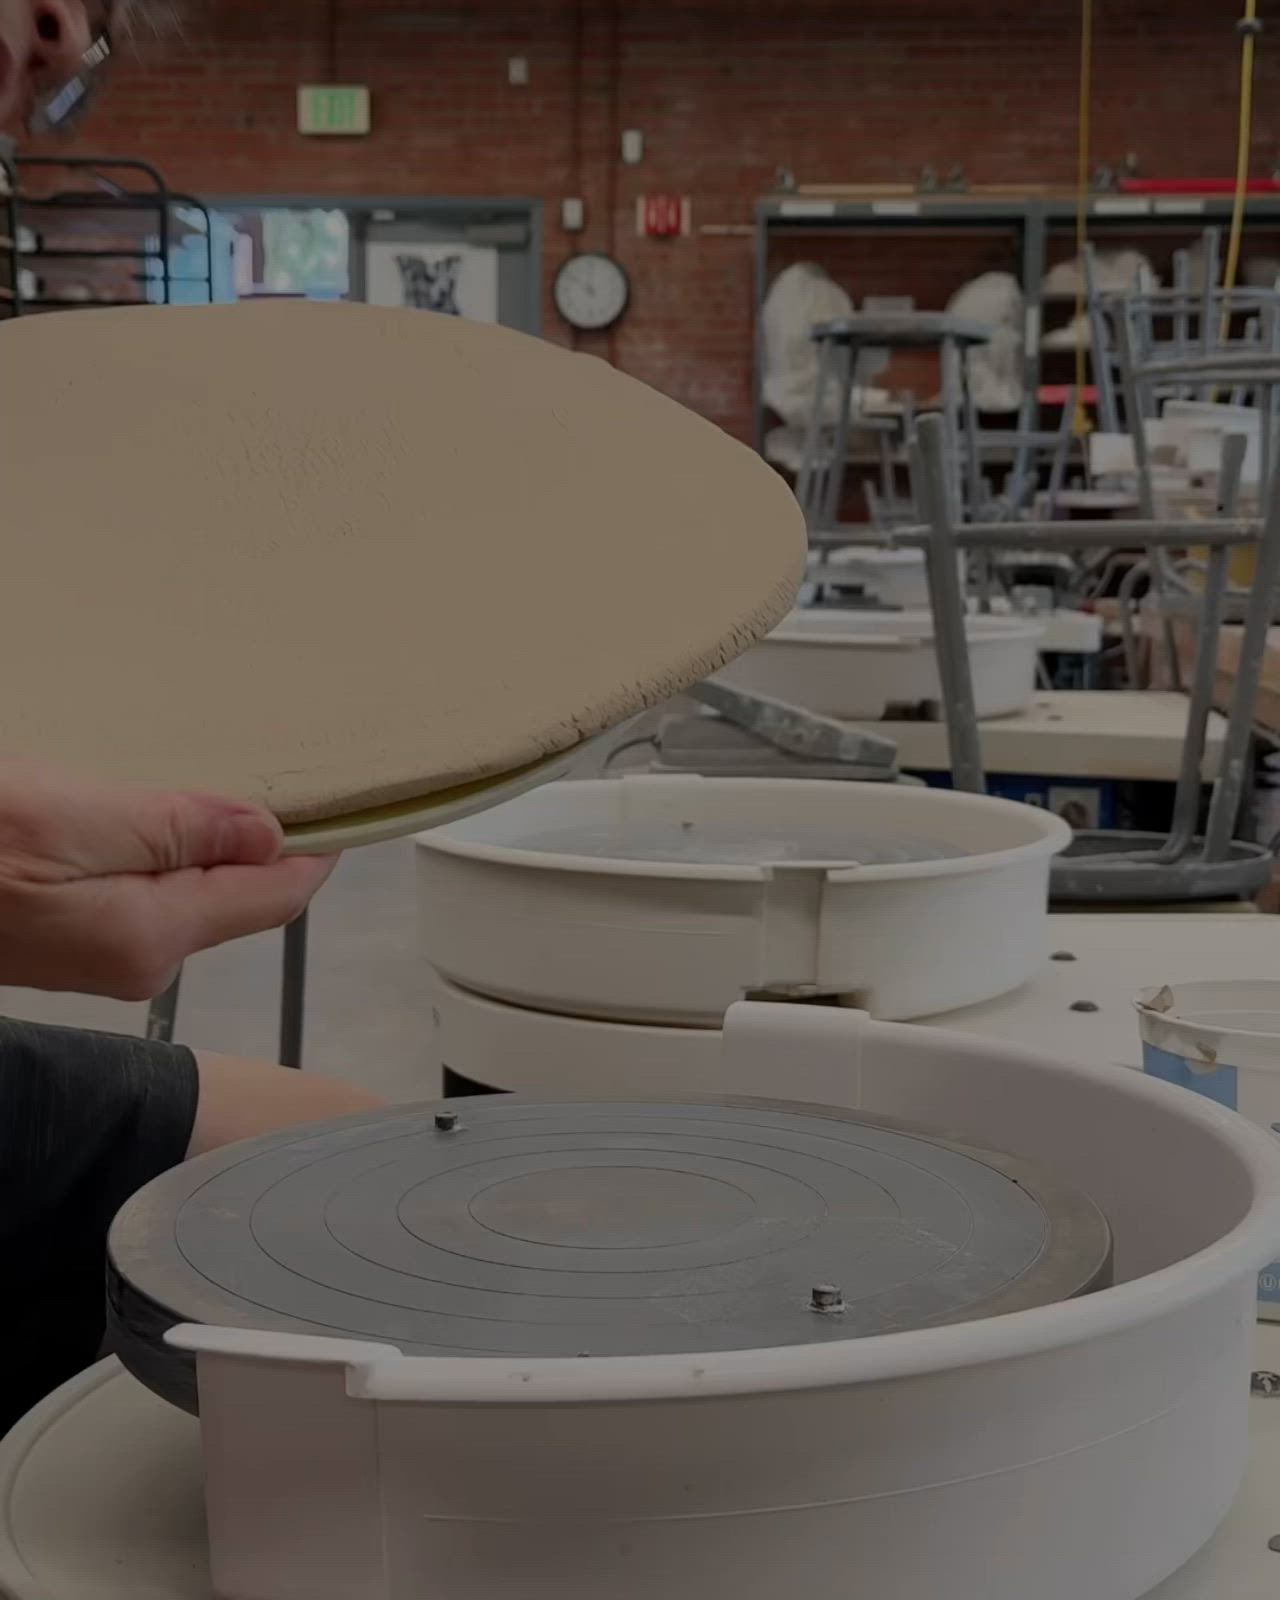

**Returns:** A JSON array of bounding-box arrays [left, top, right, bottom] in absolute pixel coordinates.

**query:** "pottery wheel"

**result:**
[[512, 819, 964, 866], [0, 302, 802, 825], [108, 1096, 1111, 1414]]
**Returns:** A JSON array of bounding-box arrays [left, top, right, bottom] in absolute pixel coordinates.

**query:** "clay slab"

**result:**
[[0, 303, 803, 823]]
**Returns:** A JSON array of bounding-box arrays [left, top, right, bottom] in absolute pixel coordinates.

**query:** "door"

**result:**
[[353, 205, 540, 333]]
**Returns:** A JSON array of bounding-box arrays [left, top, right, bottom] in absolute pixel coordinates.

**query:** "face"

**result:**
[[0, 0, 96, 134]]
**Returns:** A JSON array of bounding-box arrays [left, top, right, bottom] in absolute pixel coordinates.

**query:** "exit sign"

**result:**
[[297, 84, 371, 136]]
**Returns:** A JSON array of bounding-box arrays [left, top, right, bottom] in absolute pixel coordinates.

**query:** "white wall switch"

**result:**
[[508, 56, 529, 85], [560, 197, 586, 232], [621, 128, 644, 164]]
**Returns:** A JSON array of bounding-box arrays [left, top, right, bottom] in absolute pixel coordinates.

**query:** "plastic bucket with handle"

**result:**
[[1138, 979, 1280, 1320]]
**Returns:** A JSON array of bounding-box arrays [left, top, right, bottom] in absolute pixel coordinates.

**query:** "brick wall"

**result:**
[[30, 0, 1276, 439]]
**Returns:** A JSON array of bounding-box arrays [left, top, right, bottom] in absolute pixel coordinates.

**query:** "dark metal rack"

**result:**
[[12, 156, 213, 311], [753, 191, 1280, 454], [0, 139, 20, 319]]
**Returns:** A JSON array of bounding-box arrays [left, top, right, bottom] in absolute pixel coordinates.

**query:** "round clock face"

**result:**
[[554, 252, 630, 332]]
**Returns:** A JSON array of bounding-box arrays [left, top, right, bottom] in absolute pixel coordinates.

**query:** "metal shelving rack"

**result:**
[[12, 155, 212, 311], [0, 139, 20, 319], [752, 191, 1280, 454]]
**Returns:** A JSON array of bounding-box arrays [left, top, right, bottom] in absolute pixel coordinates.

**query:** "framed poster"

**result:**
[[364, 239, 500, 322]]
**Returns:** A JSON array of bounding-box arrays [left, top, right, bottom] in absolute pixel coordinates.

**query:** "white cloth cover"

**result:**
[[947, 271, 1024, 413]]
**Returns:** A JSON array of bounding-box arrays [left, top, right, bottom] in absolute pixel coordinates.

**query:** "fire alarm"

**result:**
[[637, 195, 691, 238]]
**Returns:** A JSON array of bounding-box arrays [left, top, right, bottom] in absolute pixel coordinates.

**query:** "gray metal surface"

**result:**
[[108, 1096, 1111, 1414], [1050, 832, 1273, 903], [912, 417, 1276, 900], [145, 913, 310, 1067], [689, 680, 897, 774], [750, 192, 1280, 454], [652, 713, 913, 783], [1127, 432, 1244, 865], [812, 314, 992, 347], [898, 518, 1264, 549], [912, 418, 986, 794], [279, 910, 307, 1068], [1204, 431, 1280, 859]]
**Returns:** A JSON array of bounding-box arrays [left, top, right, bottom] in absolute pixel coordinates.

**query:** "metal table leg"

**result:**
[[939, 335, 965, 522], [145, 918, 310, 1067], [916, 414, 986, 795], [962, 352, 984, 519], [146, 970, 182, 1044], [279, 909, 308, 1069], [1005, 390, 1035, 514], [877, 423, 896, 517], [818, 339, 856, 532], [1044, 384, 1077, 519], [1118, 433, 1244, 863], [1083, 246, 1120, 434], [1114, 304, 1182, 690], [1203, 436, 1280, 860], [1199, 227, 1220, 402], [1171, 247, 1190, 399], [795, 336, 836, 530]]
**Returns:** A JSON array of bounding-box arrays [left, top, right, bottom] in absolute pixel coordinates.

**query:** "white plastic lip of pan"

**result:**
[[715, 606, 1043, 720], [74, 1004, 1280, 1600], [414, 775, 1070, 1021]]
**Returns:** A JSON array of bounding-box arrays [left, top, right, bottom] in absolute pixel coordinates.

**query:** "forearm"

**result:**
[[188, 1051, 384, 1158]]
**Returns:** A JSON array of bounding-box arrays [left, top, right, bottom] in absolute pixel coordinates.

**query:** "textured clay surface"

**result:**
[[0, 302, 804, 822]]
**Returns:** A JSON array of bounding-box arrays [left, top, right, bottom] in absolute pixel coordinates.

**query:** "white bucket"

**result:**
[[1137, 980, 1280, 1320], [712, 607, 1042, 721], [824, 546, 934, 608]]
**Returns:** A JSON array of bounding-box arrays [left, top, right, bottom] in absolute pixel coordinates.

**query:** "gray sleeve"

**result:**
[[0, 1017, 198, 1433]]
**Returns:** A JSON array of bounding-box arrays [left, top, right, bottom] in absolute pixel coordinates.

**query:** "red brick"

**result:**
[[23, 0, 1267, 438]]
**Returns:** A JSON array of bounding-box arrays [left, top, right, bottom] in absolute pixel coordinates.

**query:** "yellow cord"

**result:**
[[1073, 0, 1094, 434], [1220, 0, 1258, 337]]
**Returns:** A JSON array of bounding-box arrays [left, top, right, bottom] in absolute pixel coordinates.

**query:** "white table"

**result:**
[[859, 690, 1226, 781], [921, 912, 1280, 1065]]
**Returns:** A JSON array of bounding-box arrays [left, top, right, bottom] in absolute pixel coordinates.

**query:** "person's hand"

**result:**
[[0, 761, 335, 998]]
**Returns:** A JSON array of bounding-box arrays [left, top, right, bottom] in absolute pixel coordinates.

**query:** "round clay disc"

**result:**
[[0, 303, 803, 824], [107, 1095, 1112, 1414]]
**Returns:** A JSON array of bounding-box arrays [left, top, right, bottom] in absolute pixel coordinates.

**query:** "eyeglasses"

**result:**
[[27, 24, 112, 135]]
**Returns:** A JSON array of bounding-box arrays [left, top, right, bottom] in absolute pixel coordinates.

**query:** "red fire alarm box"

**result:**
[[640, 194, 686, 237]]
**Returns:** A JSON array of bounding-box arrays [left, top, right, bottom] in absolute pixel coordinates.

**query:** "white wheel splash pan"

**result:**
[[825, 545, 934, 608], [713, 605, 1042, 720], [5, 1005, 1276, 1600], [415, 775, 1070, 1022]]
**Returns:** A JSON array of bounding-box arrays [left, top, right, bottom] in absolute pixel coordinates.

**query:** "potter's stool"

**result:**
[[795, 312, 991, 534]]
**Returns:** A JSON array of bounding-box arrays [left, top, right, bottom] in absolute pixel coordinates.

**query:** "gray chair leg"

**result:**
[[146, 969, 182, 1043], [279, 909, 309, 1068]]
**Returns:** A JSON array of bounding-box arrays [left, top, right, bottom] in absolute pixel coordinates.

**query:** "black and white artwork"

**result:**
[[364, 240, 499, 322], [395, 252, 462, 313]]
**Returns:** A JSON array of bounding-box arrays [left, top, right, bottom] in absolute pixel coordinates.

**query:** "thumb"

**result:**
[[64, 785, 285, 877]]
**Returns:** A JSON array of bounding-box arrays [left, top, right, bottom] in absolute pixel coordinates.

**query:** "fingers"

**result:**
[[0, 760, 287, 880], [0, 759, 338, 997], [150, 854, 338, 963], [0, 853, 337, 1000], [44, 781, 285, 879]]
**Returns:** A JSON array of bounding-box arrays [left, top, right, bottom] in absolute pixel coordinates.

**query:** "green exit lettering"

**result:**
[[297, 85, 371, 136]]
